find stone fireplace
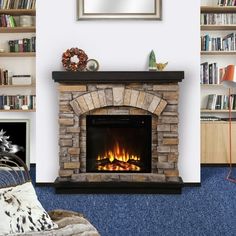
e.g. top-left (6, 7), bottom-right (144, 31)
top-left (53, 71), bottom-right (184, 193)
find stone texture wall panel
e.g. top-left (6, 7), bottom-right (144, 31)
top-left (98, 90), bottom-right (107, 107)
top-left (113, 87), bottom-right (125, 106)
top-left (57, 83), bottom-right (180, 183)
top-left (77, 96), bottom-right (89, 113)
top-left (83, 93), bottom-right (94, 111)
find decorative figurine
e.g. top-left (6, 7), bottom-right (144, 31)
top-left (21, 105), bottom-right (29, 110)
top-left (149, 50), bottom-right (157, 71)
top-left (3, 105), bottom-right (10, 110)
top-left (86, 59), bottom-right (99, 71)
top-left (156, 62), bottom-right (168, 71)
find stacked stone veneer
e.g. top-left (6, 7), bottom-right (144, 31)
top-left (58, 83), bottom-right (180, 183)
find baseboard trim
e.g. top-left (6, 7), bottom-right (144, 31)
top-left (35, 183), bottom-right (54, 187)
top-left (201, 164), bottom-right (236, 167)
top-left (54, 178), bottom-right (184, 194)
top-left (183, 183), bottom-right (201, 187)
top-left (35, 181), bottom-right (201, 188)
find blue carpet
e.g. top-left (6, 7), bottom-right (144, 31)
top-left (32, 168), bottom-right (236, 236)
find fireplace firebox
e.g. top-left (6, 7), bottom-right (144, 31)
top-left (86, 115), bottom-right (152, 173)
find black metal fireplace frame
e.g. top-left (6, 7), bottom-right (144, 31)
top-left (86, 115), bottom-right (152, 173)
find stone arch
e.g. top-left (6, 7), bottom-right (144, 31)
top-left (70, 87), bottom-right (167, 116)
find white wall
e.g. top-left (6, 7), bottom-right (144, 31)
top-left (201, 0), bottom-right (218, 5)
top-left (36, 0), bottom-right (200, 183)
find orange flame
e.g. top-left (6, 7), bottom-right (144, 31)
top-left (96, 142), bottom-right (141, 171)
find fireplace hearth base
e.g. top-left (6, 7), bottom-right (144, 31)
top-left (54, 177), bottom-right (183, 194)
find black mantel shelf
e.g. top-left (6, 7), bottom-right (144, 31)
top-left (52, 71), bottom-right (184, 84)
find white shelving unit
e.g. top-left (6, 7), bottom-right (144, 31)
top-left (201, 0), bottom-right (236, 164)
top-left (201, 3), bottom-right (236, 119)
top-left (0, 9), bottom-right (36, 112)
top-left (0, 8), bottom-right (36, 163)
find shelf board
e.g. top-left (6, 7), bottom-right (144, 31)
top-left (0, 9), bottom-right (35, 15)
top-left (201, 24), bottom-right (236, 30)
top-left (201, 51), bottom-right (236, 55)
top-left (201, 84), bottom-right (223, 87)
top-left (201, 109), bottom-right (236, 113)
top-left (0, 52), bottom-right (36, 57)
top-left (0, 84), bottom-right (35, 88)
top-left (0, 27), bottom-right (35, 33)
top-left (201, 6), bottom-right (236, 13)
top-left (0, 109), bottom-right (36, 112)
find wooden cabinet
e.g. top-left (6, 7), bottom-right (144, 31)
top-left (201, 121), bottom-right (236, 163)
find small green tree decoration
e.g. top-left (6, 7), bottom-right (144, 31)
top-left (149, 50), bottom-right (157, 71)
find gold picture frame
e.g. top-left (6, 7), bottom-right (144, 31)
top-left (77, 0), bottom-right (162, 20)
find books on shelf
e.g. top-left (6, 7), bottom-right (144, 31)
top-left (8, 36), bottom-right (36, 52)
top-left (0, 69), bottom-right (32, 85)
top-left (0, 0), bottom-right (36, 10)
top-left (218, 0), bottom-right (236, 6)
top-left (0, 14), bottom-right (34, 27)
top-left (201, 33), bottom-right (236, 51)
top-left (201, 116), bottom-right (221, 121)
top-left (0, 68), bottom-right (9, 85)
top-left (201, 13), bottom-right (236, 25)
top-left (0, 14), bottom-right (16, 27)
top-left (200, 62), bottom-right (223, 84)
top-left (206, 94), bottom-right (236, 110)
top-left (0, 94), bottom-right (36, 110)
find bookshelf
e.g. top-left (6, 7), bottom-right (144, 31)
top-left (201, 51), bottom-right (236, 55)
top-left (201, 6), bottom-right (236, 13)
top-left (201, 84), bottom-right (223, 87)
top-left (0, 4), bottom-right (36, 112)
top-left (0, 9), bottom-right (35, 15)
top-left (0, 27), bottom-right (35, 33)
top-left (201, 3), bottom-right (236, 115)
top-left (201, 1), bottom-right (236, 164)
top-left (0, 109), bottom-right (36, 112)
top-left (201, 109), bottom-right (236, 113)
top-left (0, 84), bottom-right (35, 88)
top-left (201, 25), bottom-right (236, 30)
top-left (0, 52), bottom-right (36, 57)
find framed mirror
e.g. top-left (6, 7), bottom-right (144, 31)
top-left (77, 0), bottom-right (162, 20)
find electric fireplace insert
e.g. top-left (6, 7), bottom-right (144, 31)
top-left (86, 115), bottom-right (152, 173)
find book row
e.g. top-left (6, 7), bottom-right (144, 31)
top-left (0, 95), bottom-right (36, 110)
top-left (0, 0), bottom-right (35, 9)
top-left (0, 69), bottom-right (32, 85)
top-left (201, 13), bottom-right (236, 25)
top-left (200, 62), bottom-right (225, 84)
top-left (201, 33), bottom-right (236, 51)
top-left (0, 68), bottom-right (9, 85)
top-left (201, 116), bottom-right (222, 121)
top-left (206, 94), bottom-right (236, 110)
top-left (8, 36), bottom-right (36, 52)
top-left (217, 0), bottom-right (236, 6)
top-left (0, 14), bottom-right (16, 27)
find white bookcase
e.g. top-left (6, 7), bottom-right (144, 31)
top-left (201, 1), bottom-right (236, 119)
top-left (201, 0), bottom-right (236, 164)
top-left (0, 7), bottom-right (36, 163)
